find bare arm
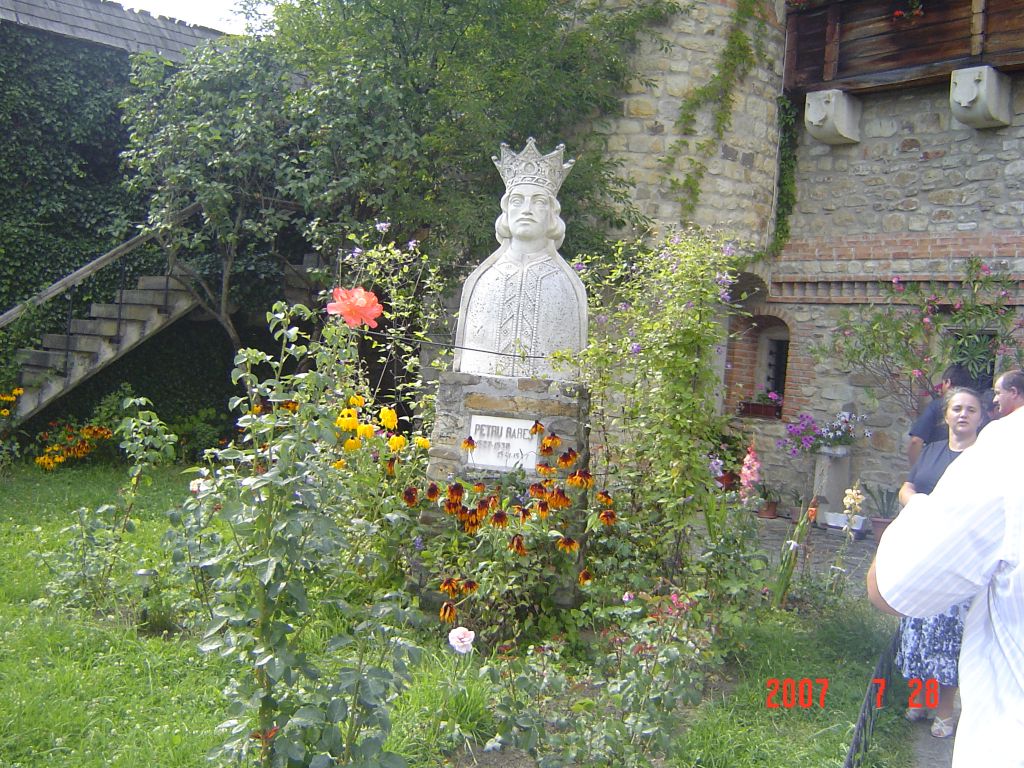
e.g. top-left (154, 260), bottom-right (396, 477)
top-left (907, 435), bottom-right (924, 465)
top-left (866, 560), bottom-right (903, 616)
top-left (898, 481), bottom-right (917, 507)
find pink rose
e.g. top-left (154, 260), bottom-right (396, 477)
top-left (448, 626), bottom-right (475, 654)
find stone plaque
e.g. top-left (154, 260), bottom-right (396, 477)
top-left (468, 415), bottom-right (539, 471)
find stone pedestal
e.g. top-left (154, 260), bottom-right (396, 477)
top-left (812, 445), bottom-right (851, 526)
top-left (426, 371), bottom-right (588, 482)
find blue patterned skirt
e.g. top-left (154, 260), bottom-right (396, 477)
top-left (896, 603), bottom-right (968, 687)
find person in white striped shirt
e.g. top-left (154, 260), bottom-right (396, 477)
top-left (867, 398), bottom-right (1024, 767)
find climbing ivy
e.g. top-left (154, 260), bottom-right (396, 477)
top-left (0, 24), bottom-right (140, 313)
top-left (659, 0), bottom-right (769, 217)
top-left (767, 94), bottom-right (799, 257)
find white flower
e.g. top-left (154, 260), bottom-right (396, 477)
top-left (622, 591), bottom-right (635, 603)
top-left (785, 539), bottom-right (799, 551)
top-left (448, 626), bottom-right (475, 654)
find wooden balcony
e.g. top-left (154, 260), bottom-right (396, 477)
top-left (785, 0), bottom-right (1024, 94)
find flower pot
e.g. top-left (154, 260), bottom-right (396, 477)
top-left (871, 517), bottom-right (894, 540)
top-left (757, 501), bottom-right (779, 519)
top-left (815, 444), bottom-right (850, 458)
top-left (739, 401), bottom-right (782, 419)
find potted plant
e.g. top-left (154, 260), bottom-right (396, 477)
top-left (864, 483), bottom-right (900, 540)
top-left (738, 388), bottom-right (783, 419)
top-left (756, 482), bottom-right (782, 518)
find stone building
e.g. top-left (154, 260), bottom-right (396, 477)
top-left (605, 0), bottom-right (1024, 506)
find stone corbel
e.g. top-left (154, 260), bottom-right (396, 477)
top-left (804, 89), bottom-right (861, 145)
top-left (950, 66), bottom-right (1012, 129)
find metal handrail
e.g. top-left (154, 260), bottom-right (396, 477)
top-left (0, 201), bottom-right (202, 331)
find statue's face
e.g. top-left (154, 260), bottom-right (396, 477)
top-left (506, 183), bottom-right (552, 242)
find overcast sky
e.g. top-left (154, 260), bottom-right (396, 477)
top-left (115, 0), bottom-right (267, 34)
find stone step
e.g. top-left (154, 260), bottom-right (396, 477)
top-left (41, 333), bottom-right (108, 354)
top-left (136, 275), bottom-right (190, 292)
top-left (16, 347), bottom-right (95, 373)
top-left (116, 288), bottom-right (192, 306)
top-left (69, 316), bottom-right (146, 338)
top-left (90, 303), bottom-right (160, 322)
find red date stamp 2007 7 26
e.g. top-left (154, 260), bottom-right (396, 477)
top-left (765, 677), bottom-right (940, 709)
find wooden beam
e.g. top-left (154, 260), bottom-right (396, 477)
top-left (785, 11), bottom-right (799, 88)
top-left (972, 0), bottom-right (987, 56)
top-left (823, 3), bottom-right (841, 81)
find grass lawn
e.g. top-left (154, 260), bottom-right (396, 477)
top-left (1, 462), bottom-right (913, 767)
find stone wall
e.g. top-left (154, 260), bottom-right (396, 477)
top-left (736, 73), bottom-right (1024, 498)
top-left (602, 0), bottom-right (787, 245)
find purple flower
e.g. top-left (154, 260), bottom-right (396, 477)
top-left (617, 302), bottom-right (631, 312)
top-left (595, 314), bottom-right (608, 325)
top-left (715, 272), bottom-right (733, 287)
top-left (723, 243), bottom-right (737, 257)
top-left (413, 535), bottom-right (424, 551)
top-left (708, 456), bottom-right (724, 476)
top-left (407, 239), bottom-right (419, 250)
top-left (375, 221), bottom-right (391, 234)
top-left (719, 290), bottom-right (731, 303)
top-left (573, 262), bottom-right (586, 272)
top-left (629, 342), bottom-right (642, 355)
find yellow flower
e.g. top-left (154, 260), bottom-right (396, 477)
top-left (335, 408), bottom-right (359, 431)
top-left (556, 536), bottom-right (579, 554)
top-left (414, 436), bottom-right (431, 450)
top-left (379, 406), bottom-right (398, 430)
top-left (388, 434), bottom-right (408, 452)
top-left (332, 458), bottom-right (347, 469)
top-left (251, 404), bottom-right (263, 415)
top-left (349, 394), bottom-right (365, 407)
top-left (598, 508), bottom-right (617, 526)
top-left (12, 387), bottom-right (24, 396)
top-left (578, 568), bottom-right (593, 586)
top-left (356, 423), bottom-right (375, 439)
top-left (439, 601), bottom-right (457, 623)
top-left (461, 436), bottom-right (476, 452)
top-left (0, 409), bottom-right (8, 418)
top-left (343, 437), bottom-right (362, 452)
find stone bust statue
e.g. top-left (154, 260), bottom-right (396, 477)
top-left (453, 138), bottom-right (587, 380)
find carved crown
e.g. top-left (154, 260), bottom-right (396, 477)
top-left (492, 137), bottom-right (575, 196)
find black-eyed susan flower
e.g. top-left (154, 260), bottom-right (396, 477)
top-left (557, 448), bottom-right (579, 469)
top-left (357, 423), bottom-right (375, 439)
top-left (509, 534), bottom-right (528, 556)
top-left (414, 436), bottom-right (431, 450)
top-left (461, 579), bottom-right (479, 594)
top-left (490, 510), bottom-right (509, 528)
top-left (343, 437), bottom-right (362, 452)
top-left (536, 463), bottom-right (557, 477)
top-left (539, 442), bottom-right (554, 456)
top-left (547, 487), bottom-right (572, 510)
top-left (447, 483), bottom-right (465, 502)
top-left (578, 568), bottom-right (593, 586)
top-left (402, 487), bottom-right (419, 507)
top-left (439, 577), bottom-right (461, 597)
top-left (463, 518), bottom-right (481, 535)
top-left (599, 508), bottom-right (618, 526)
top-left (439, 601), bottom-right (457, 623)
top-left (384, 457), bottom-right (397, 476)
top-left (443, 499), bottom-right (462, 516)
top-left (335, 408), bottom-right (359, 431)
top-left (461, 436), bottom-right (476, 452)
top-left (567, 469), bottom-right (594, 489)
top-left (279, 400), bottom-right (299, 413)
top-left (556, 536), bottom-right (579, 554)
top-left (426, 482), bottom-right (441, 502)
top-left (332, 458), bottom-right (347, 470)
top-left (379, 406), bottom-right (399, 430)
top-left (528, 482), bottom-right (547, 498)
top-left (472, 481), bottom-right (486, 494)
top-left (596, 490), bottom-right (614, 507)
top-left (536, 500), bottom-right (550, 519)
top-left (349, 394), bottom-right (366, 407)
top-left (530, 420), bottom-right (544, 436)
top-left (515, 505), bottom-right (531, 523)
top-left (388, 434), bottom-right (408, 452)
top-left (541, 433), bottom-right (562, 451)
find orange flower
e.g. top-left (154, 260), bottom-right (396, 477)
top-left (515, 505), bottom-right (531, 523)
top-left (557, 448), bottom-right (579, 469)
top-left (596, 490), bottom-right (614, 507)
top-left (426, 482), bottom-right (441, 502)
top-left (461, 436), bottom-right (476, 452)
top-left (509, 534), bottom-right (528, 556)
top-left (490, 510), bottom-right (509, 528)
top-left (535, 500), bottom-right (550, 519)
top-left (546, 487), bottom-right (572, 510)
top-left (447, 483), bottom-right (465, 502)
top-left (279, 400), bottom-right (299, 413)
top-left (567, 470), bottom-right (594, 489)
top-left (384, 457), bottom-right (397, 476)
top-left (556, 536), bottom-right (579, 554)
top-left (463, 518), bottom-right (481, 535)
top-left (472, 481), bottom-right (486, 494)
top-left (539, 442), bottom-right (554, 457)
top-left (536, 463), bottom-right (557, 477)
top-left (444, 499), bottom-right (462, 516)
top-left (440, 577), bottom-right (461, 597)
top-left (807, 502), bottom-right (818, 523)
top-left (528, 482), bottom-right (547, 498)
top-left (461, 579), bottom-right (479, 594)
top-left (541, 433), bottom-right (562, 451)
top-left (530, 420), bottom-right (544, 435)
top-left (326, 286), bottom-right (384, 329)
top-left (578, 568), bottom-right (593, 585)
top-left (402, 487), bottom-right (419, 507)
top-left (439, 601), bottom-right (457, 623)
top-left (598, 508), bottom-right (617, 526)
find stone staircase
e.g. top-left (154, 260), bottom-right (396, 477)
top-left (14, 274), bottom-right (198, 423)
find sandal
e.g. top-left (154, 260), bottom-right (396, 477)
top-left (930, 716), bottom-right (956, 738)
top-left (905, 707), bottom-right (931, 722)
